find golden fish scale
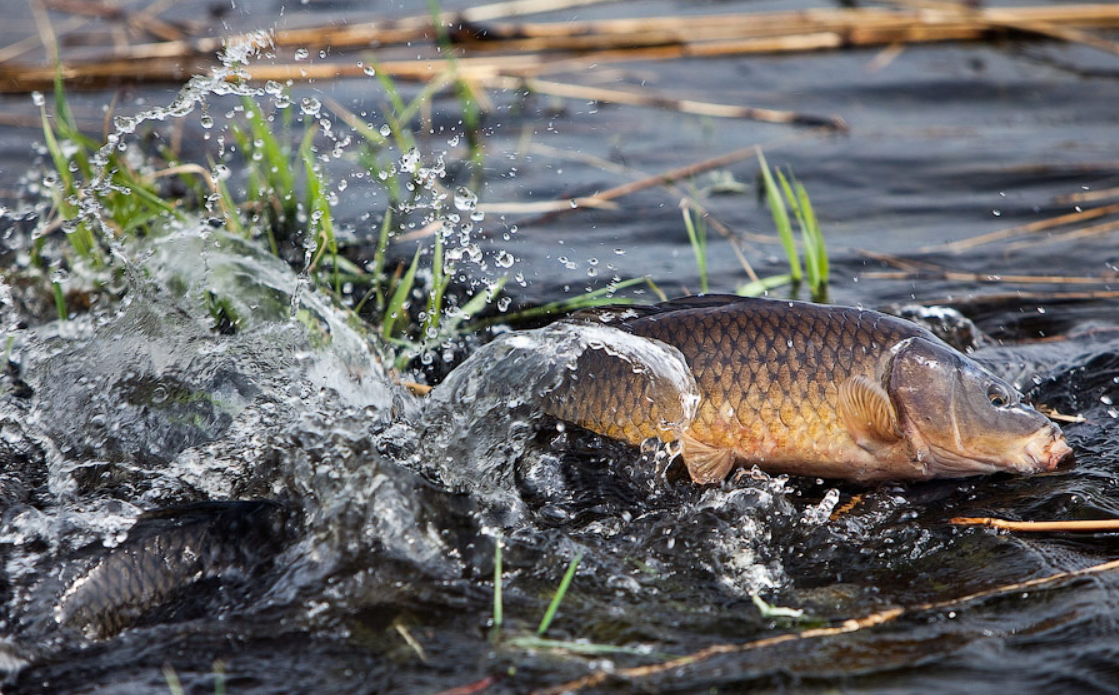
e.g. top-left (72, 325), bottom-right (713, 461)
top-left (548, 300), bottom-right (925, 460)
top-left (544, 346), bottom-right (688, 444)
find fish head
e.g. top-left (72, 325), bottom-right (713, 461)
top-left (887, 337), bottom-right (1073, 477)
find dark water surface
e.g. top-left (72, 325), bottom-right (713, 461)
top-left (1, 0), bottom-right (1119, 693)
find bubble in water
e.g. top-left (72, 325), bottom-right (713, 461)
top-left (454, 186), bottom-right (478, 212)
top-left (497, 296), bottom-right (512, 311)
top-left (294, 48), bottom-right (310, 61)
top-left (379, 124), bottom-right (392, 137)
top-left (300, 97), bottom-right (322, 116)
top-left (364, 66), bottom-right (376, 77)
top-left (31, 91), bottom-right (45, 107)
top-left (50, 268), bottom-right (69, 283)
top-left (495, 251), bottom-right (515, 268)
top-left (200, 113), bottom-right (214, 129)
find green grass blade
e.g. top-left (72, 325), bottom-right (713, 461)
top-left (777, 168), bottom-right (818, 289)
top-left (423, 234), bottom-right (446, 336)
top-left (682, 207), bottom-right (708, 294)
top-left (382, 244), bottom-right (423, 340)
top-left (537, 551), bottom-right (582, 636)
top-left (52, 282), bottom-right (68, 321)
top-left (493, 535), bottom-right (504, 631)
top-left (796, 181), bottom-right (828, 290)
top-left (736, 273), bottom-right (793, 297)
top-left (372, 209), bottom-right (393, 313)
top-left (757, 151), bottom-right (801, 282)
top-left (440, 276), bottom-right (507, 335)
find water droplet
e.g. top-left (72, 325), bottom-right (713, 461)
top-left (113, 115), bottom-right (137, 134)
top-left (453, 186), bottom-right (478, 212)
top-left (294, 48), bottom-right (309, 61)
top-left (300, 97), bottom-right (321, 116)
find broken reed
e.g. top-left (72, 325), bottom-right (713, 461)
top-left (6, 4), bottom-right (1119, 94)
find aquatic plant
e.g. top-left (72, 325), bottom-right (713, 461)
top-left (741, 152), bottom-right (830, 301)
top-left (27, 52), bottom-right (639, 376)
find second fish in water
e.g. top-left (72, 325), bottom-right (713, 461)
top-left (545, 295), bottom-right (1072, 483)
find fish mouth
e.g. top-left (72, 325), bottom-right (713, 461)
top-left (1023, 427), bottom-right (1074, 472)
top-left (920, 426), bottom-right (1074, 477)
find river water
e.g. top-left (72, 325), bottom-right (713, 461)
top-left (1, 0), bottom-right (1118, 693)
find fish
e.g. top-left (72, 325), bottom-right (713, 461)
top-left (55, 500), bottom-right (294, 638)
top-left (544, 295), bottom-right (1073, 484)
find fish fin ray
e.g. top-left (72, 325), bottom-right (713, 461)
top-left (681, 433), bottom-right (737, 484)
top-left (838, 375), bottom-right (901, 449)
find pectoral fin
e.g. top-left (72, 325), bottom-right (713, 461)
top-left (681, 433), bottom-right (737, 484)
top-left (838, 375), bottom-right (901, 451)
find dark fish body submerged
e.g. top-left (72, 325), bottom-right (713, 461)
top-left (546, 296), bottom-right (1072, 483)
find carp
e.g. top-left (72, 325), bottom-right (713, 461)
top-left (545, 295), bottom-right (1072, 483)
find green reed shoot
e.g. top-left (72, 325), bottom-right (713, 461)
top-left (757, 151), bottom-right (801, 284)
top-left (682, 206), bottom-right (709, 294)
top-left (382, 244), bottom-right (423, 341)
top-left (469, 276), bottom-right (652, 329)
top-left (537, 551), bottom-right (582, 636)
top-left (301, 135), bottom-right (339, 292)
top-left (743, 152), bottom-right (829, 301)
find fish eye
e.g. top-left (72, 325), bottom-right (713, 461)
top-left (987, 384), bottom-right (1011, 407)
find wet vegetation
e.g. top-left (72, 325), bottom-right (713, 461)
top-left (1, 1), bottom-right (1119, 694)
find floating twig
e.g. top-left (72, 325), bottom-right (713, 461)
top-left (859, 270), bottom-right (1119, 285)
top-left (484, 76), bottom-right (847, 129)
top-left (926, 202), bottom-right (1119, 253)
top-left (1055, 186), bottom-right (1119, 205)
top-left (952, 517), bottom-right (1119, 532)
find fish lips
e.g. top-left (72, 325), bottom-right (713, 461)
top-left (1025, 426), bottom-right (1074, 472)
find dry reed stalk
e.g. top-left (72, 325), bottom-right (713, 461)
top-left (477, 199), bottom-right (618, 214)
top-left (952, 517), bottom-right (1119, 532)
top-left (483, 76), bottom-right (847, 129)
top-left (925, 289), bottom-right (1119, 305)
top-left (42, 0), bottom-right (186, 42)
top-left (1036, 405), bottom-right (1087, 424)
top-left (1055, 186), bottom-right (1119, 204)
top-left (1004, 218), bottom-right (1119, 251)
top-left (880, 0), bottom-right (1119, 58)
top-left (859, 270), bottom-right (1119, 284)
top-left (528, 554), bottom-right (1119, 695)
top-left (111, 0), bottom-right (620, 61)
top-left (928, 202), bottom-right (1119, 253)
top-left (9, 4), bottom-right (1119, 93)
